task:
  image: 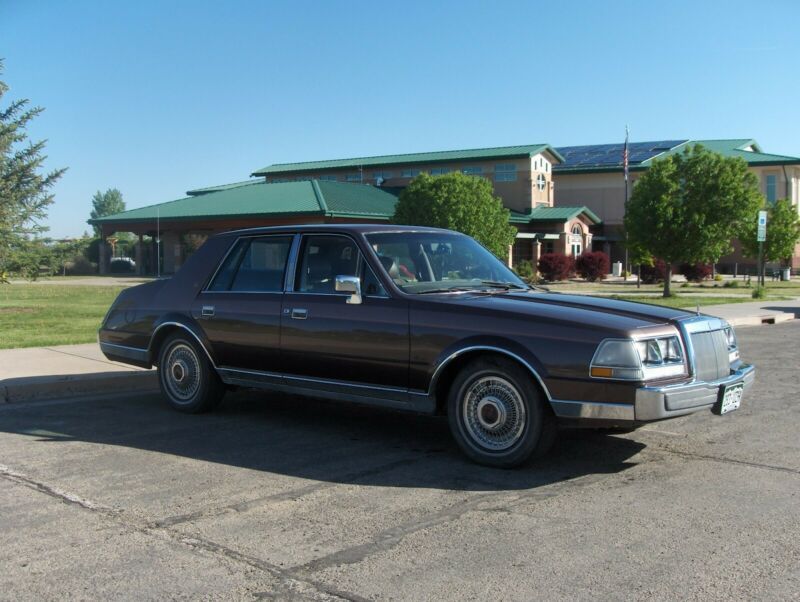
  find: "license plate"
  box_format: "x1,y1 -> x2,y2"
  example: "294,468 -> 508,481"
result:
717,383 -> 744,415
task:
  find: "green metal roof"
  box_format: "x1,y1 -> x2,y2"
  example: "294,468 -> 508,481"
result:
252,144 -> 565,176
509,206 -> 602,225
186,180 -> 261,196
89,180 -> 399,225
661,139 -> 800,166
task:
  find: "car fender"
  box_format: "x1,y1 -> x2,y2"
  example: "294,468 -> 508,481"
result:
427,335 -> 552,401
149,313 -> 218,368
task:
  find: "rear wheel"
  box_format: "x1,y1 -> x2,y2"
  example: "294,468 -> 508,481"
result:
158,332 -> 224,413
447,357 -> 557,468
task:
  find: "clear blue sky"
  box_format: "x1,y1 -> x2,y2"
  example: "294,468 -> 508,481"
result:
2,0 -> 799,238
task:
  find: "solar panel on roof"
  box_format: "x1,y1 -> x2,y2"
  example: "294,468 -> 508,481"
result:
554,140 -> 687,169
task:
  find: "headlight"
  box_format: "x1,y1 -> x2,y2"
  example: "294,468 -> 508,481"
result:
591,335 -> 687,381
724,326 -> 739,363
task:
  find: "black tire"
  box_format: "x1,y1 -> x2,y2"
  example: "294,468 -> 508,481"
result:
157,332 -> 224,413
447,357 -> 557,468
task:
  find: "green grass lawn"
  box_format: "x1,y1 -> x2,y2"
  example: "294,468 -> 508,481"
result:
0,284 -> 126,349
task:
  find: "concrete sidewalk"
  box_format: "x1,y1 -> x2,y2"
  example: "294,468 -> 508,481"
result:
0,344 -> 157,403
696,298 -> 800,327
1,298 -> 796,403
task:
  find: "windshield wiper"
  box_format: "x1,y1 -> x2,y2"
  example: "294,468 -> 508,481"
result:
416,287 -> 476,295
479,280 -> 530,290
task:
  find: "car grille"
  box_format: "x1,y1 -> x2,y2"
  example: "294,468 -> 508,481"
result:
690,330 -> 731,382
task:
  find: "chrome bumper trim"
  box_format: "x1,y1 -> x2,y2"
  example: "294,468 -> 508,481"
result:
635,364 -> 755,421
549,364 -> 755,423
550,399 -> 635,421
99,341 -> 149,363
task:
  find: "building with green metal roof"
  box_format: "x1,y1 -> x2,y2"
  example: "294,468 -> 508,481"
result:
553,138 -> 800,269
91,137 -> 800,275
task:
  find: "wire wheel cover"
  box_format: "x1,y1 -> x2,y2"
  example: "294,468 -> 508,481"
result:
163,343 -> 201,402
462,376 -> 526,451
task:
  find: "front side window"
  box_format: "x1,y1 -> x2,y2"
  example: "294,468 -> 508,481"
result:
366,232 -> 527,294
766,174 -> 777,203
208,236 -> 292,292
295,234 -> 386,296
296,235 -> 360,294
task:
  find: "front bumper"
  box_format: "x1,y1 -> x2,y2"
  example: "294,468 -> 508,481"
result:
635,363 -> 755,421
550,364 -> 755,423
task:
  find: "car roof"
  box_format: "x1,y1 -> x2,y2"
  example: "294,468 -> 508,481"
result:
219,223 -> 456,238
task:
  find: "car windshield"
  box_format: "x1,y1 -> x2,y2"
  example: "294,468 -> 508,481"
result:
365,231 -> 528,294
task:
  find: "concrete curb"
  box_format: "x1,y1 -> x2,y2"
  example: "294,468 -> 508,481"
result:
723,312 -> 796,327
1,371 -> 158,404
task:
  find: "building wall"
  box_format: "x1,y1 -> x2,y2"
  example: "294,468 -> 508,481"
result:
263,152 -> 556,214
554,165 -> 800,268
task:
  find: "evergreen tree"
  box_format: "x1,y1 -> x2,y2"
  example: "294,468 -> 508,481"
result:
0,59 -> 66,273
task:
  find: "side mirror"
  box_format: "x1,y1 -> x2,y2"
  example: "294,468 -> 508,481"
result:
335,275 -> 362,305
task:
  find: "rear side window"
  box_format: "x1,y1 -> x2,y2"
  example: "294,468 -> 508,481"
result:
208,236 -> 292,292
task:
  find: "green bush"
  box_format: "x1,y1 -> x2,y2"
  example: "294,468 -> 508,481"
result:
514,259 -> 535,282
713,274 -> 724,282
723,280 -> 739,288
752,286 -> 766,299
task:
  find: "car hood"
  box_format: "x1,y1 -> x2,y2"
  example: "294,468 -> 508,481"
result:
443,291 -> 695,334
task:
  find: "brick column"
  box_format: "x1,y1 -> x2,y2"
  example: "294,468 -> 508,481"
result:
98,241 -> 109,275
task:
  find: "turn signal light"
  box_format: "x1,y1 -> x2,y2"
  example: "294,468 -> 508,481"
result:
590,367 -> 614,378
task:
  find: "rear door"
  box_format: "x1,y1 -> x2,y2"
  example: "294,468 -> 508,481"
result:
193,234 -> 293,372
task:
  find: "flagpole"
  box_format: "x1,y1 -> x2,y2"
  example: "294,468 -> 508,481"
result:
623,126 -> 629,281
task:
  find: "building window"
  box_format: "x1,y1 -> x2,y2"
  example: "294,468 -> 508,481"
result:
346,173 -> 362,183
536,174 -> 547,191
401,168 -> 421,178
430,167 -> 450,175
495,163 -> 517,182
462,166 -> 483,176
544,241 -> 555,254
319,174 -> 338,181
372,171 -> 393,180
570,225 -> 583,257
766,174 -> 777,203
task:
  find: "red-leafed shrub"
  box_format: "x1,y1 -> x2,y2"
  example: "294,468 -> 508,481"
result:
575,251 -> 610,282
537,253 -> 575,282
639,259 -> 668,284
679,262 -> 713,282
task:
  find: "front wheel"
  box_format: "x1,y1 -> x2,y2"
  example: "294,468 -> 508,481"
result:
447,357 -> 557,468
158,332 -> 224,413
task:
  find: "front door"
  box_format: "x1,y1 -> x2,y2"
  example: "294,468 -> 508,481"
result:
193,234 -> 293,372
280,234 -> 409,392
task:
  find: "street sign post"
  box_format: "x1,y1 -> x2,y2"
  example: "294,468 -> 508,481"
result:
757,210 -> 767,286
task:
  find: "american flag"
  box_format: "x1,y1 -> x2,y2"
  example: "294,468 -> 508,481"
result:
623,126 -> 629,181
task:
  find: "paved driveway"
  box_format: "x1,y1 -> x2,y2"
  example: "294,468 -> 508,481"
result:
1,322 -> 798,600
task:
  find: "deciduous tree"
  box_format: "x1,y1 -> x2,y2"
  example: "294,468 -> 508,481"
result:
624,145 -> 761,296
89,188 -> 125,236
739,198 -> 800,270
392,172 -> 517,259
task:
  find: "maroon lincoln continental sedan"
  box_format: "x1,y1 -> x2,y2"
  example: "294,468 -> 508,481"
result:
99,224 -> 754,467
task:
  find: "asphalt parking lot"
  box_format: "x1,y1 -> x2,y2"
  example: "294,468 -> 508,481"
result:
1,321 -> 798,601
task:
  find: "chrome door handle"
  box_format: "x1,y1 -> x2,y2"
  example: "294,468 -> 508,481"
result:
201,305 -> 215,318
290,308 -> 308,320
